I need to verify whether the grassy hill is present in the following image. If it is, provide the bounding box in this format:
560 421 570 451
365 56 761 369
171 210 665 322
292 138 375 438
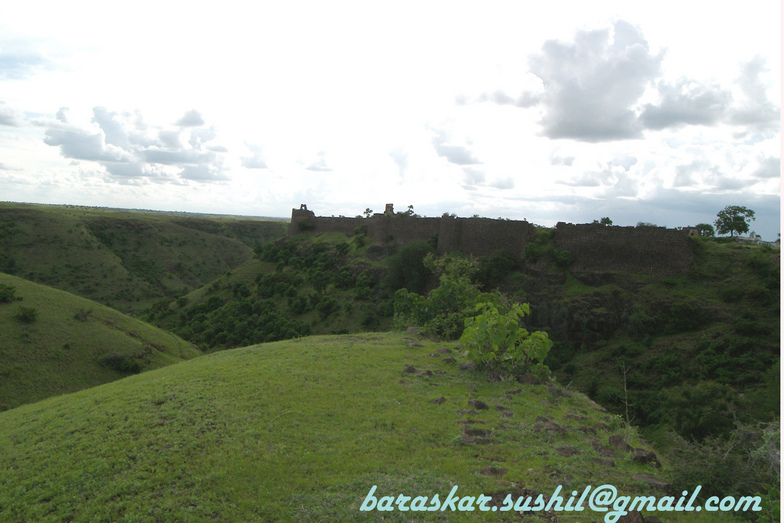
0 202 287 313
0 332 748 522
0 272 201 411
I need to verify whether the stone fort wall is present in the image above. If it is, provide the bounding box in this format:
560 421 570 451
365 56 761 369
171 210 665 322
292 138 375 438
554 222 694 276
290 205 695 275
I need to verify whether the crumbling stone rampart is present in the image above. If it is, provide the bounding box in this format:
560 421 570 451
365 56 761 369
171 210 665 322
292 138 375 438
554 222 694 276
290 205 695 275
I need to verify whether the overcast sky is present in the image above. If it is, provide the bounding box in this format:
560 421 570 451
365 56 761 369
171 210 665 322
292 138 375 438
0 1 780 239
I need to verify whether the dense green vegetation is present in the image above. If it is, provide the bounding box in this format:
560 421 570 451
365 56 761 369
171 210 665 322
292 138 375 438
149 232 398 349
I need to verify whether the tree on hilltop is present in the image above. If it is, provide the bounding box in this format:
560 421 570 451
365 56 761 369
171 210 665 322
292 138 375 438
695 223 715 237
714 206 755 238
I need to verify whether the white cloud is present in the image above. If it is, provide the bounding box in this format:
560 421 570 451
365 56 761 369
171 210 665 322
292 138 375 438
0 102 21 126
305 151 332 172
728 57 780 132
640 80 732 130
41 106 228 184
175 109 205 127
527 20 663 142
0 34 53 80
431 129 481 166
751 156 780 179
241 144 268 169
389 148 408 180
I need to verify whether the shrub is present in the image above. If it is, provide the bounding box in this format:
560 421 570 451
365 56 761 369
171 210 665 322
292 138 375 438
74 308 92 322
665 301 710 333
667 421 779 520
14 306 38 323
553 250 573 269
383 240 435 294
626 310 656 339
335 242 350 257
474 250 516 289
316 295 339 320
352 234 368 248
99 352 142 373
232 283 251 298
655 381 741 440
461 302 553 379
393 254 511 340
0 283 15 303
720 287 745 303
523 229 556 264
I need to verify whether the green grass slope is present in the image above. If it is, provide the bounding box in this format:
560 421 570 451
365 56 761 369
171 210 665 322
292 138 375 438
0 333 746 522
0 202 287 313
0 273 201 411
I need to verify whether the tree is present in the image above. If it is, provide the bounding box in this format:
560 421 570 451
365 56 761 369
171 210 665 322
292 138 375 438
363 208 374 218
695 223 715 237
383 240 435 294
715 206 755 238
593 217 613 226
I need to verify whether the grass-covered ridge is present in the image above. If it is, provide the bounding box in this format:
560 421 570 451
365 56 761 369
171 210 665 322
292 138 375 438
0 273 201 411
0 332 739 522
0 202 287 313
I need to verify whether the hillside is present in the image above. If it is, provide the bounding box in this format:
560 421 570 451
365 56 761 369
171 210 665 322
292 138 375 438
0 272 201 411
147 229 779 455
0 202 288 313
149 231 396 347
0 332 745 522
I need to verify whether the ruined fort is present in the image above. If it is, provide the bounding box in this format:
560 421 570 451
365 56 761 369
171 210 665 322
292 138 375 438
290 204 696 276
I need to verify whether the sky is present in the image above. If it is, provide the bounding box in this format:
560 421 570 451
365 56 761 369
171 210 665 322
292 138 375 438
0 1 780 239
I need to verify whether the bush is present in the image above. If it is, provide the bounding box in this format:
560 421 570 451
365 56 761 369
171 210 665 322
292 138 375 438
316 295 339 320
720 287 745 303
0 283 16 303
667 421 779 520
553 250 573 269
655 381 741 440
393 254 493 339
14 306 38 323
474 251 516 289
99 352 142 373
352 234 368 248
383 240 435 294
74 308 92 322
665 301 710 333
626 310 656 339
461 302 553 379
